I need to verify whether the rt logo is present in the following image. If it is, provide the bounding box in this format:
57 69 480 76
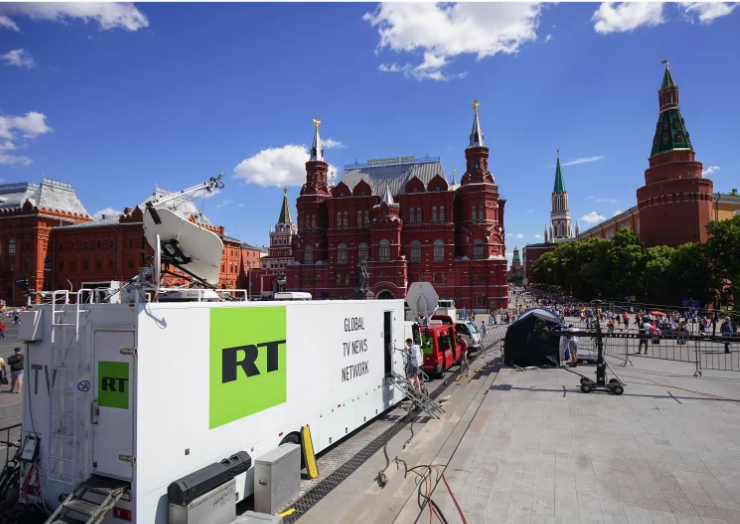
101 376 129 393
221 341 286 383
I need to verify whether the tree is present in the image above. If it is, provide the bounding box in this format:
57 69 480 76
705 215 740 307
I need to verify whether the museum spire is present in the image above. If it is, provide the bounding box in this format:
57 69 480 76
310 117 324 162
469 99 484 148
278 186 293 224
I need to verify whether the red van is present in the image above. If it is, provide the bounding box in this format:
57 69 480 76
420 323 458 377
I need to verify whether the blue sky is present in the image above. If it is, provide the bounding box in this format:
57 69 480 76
1 2 739 264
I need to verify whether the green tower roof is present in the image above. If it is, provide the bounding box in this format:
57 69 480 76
278 188 293 224
650 63 693 158
553 150 566 193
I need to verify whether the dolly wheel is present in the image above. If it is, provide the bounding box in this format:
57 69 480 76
609 378 619 385
612 385 624 396
580 377 588 385
581 383 593 393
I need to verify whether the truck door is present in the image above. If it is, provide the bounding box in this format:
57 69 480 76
383 311 392 375
92 331 135 481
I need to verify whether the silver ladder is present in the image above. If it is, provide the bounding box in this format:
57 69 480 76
45 476 129 524
386 370 445 420
46 290 92 493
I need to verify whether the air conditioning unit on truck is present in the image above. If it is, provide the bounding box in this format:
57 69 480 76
16 176 407 524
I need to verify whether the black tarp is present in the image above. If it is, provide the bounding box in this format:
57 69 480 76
503 308 561 367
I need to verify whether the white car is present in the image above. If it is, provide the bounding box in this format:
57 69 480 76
455 321 482 351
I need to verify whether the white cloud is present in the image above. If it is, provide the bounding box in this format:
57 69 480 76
216 200 232 209
1 48 34 68
587 195 619 203
0 111 53 140
581 211 606 224
238 203 245 208
365 3 544 81
680 2 739 23
0 2 149 32
0 152 31 166
592 3 665 34
92 207 122 220
544 33 553 42
534 234 542 239
0 111 52 167
614 210 623 217
702 165 721 176
233 144 339 188
516 233 525 239
323 138 346 150
506 233 514 238
559 155 605 167
0 15 20 31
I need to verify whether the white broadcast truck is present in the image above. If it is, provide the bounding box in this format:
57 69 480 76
16 176 408 524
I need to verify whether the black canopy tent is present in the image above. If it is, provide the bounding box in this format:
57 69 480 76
504 308 562 367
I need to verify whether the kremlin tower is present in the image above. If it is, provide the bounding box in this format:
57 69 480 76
636 61 714 247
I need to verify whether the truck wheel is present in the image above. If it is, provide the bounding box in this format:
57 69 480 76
280 432 306 470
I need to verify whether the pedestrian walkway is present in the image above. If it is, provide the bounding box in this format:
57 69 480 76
296 332 740 524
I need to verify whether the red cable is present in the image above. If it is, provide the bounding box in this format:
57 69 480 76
430 464 468 524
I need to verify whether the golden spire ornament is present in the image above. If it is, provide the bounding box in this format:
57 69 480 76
313 117 321 129
471 99 480 112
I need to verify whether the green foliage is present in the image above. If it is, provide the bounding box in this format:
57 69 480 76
705 215 740 303
508 273 523 285
530 220 730 305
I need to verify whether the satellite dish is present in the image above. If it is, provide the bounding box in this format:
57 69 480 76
406 282 439 319
143 208 223 286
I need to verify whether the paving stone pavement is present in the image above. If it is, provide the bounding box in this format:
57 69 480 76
297 333 740 524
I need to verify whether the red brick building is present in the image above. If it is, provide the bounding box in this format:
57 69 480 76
53 189 244 292
0 179 91 304
0 180 246 304
285 102 509 311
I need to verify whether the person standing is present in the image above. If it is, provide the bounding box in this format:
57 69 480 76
458 335 469 373
720 317 736 354
396 339 422 396
567 325 579 366
8 347 24 394
480 321 487 339
0 319 5 339
637 316 650 354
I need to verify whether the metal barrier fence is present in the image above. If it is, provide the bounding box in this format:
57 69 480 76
1 422 21 470
561 318 740 375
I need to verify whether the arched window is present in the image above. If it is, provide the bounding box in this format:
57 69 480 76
336 212 342 228
8 240 15 257
364 211 369 225
434 240 444 262
410 241 421 262
432 207 437 224
379 239 390 262
473 240 484 260
479 205 484 221
343 211 349 227
96 260 102 270
337 244 347 264
416 208 422 223
357 210 363 227
439 206 445 223
128 259 134 269
471 206 477 223
304 246 313 264
409 209 415 224
358 243 369 261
